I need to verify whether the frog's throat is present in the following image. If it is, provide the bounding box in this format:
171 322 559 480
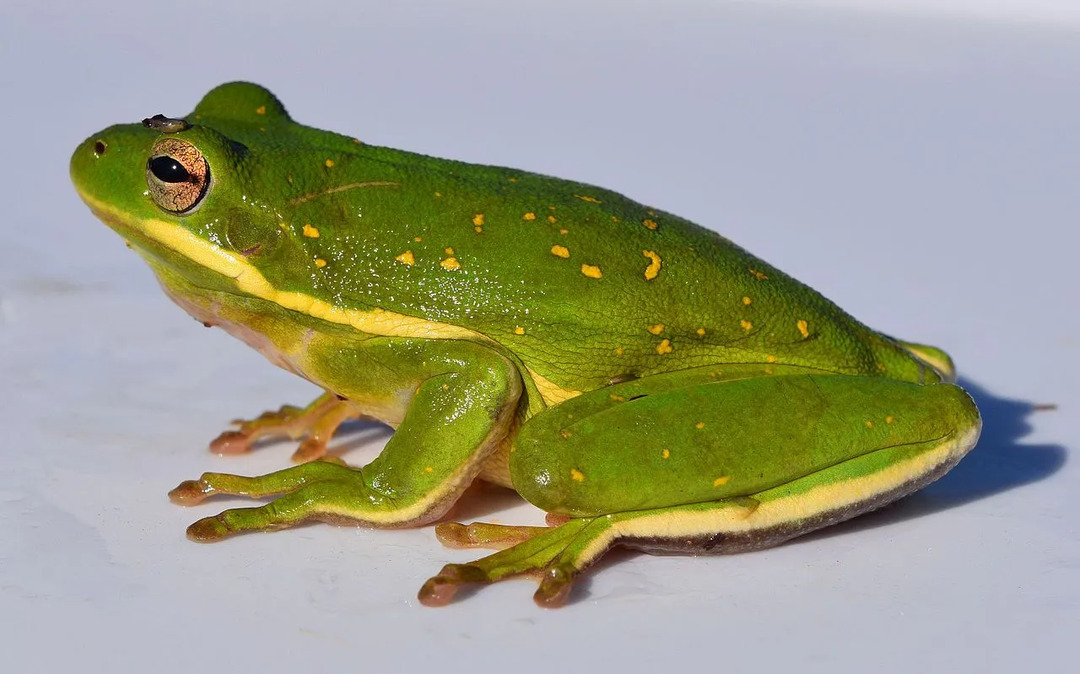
81 192 582 406
81 192 479 341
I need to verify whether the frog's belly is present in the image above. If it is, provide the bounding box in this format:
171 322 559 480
159 281 309 377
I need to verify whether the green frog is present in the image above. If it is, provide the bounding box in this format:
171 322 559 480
70 82 981 606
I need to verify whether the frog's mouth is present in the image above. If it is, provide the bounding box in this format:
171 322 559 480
75 188 247 284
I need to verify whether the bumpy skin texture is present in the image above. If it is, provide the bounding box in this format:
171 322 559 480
70 83 981 607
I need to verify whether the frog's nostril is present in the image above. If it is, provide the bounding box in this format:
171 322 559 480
93 140 107 156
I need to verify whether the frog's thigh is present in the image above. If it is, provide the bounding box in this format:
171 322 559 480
175 337 522 537
512 374 981 518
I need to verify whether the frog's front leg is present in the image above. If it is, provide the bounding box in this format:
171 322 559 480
208 391 367 462
421 371 981 606
169 338 521 536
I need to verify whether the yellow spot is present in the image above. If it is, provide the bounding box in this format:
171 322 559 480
523 212 536 221
314 258 327 268
508 177 519 183
647 323 665 335
886 416 895 424
441 257 461 271
609 394 625 402
434 192 442 198
570 468 586 482
661 449 671 460
611 216 620 222
424 466 434 473
559 429 573 439
514 326 525 335
797 319 809 338
255 105 266 115
550 244 571 258
614 347 625 356
474 226 483 234
548 215 557 223
287 175 294 184
302 224 320 238
576 195 601 203
278 222 289 231
740 319 753 331
395 250 416 266
656 339 673 355
742 296 753 305
324 159 334 168
749 268 769 280
581 264 603 279
444 247 454 255
876 362 887 372
695 421 705 429
765 355 778 363
414 236 423 242
642 218 658 230
642 250 662 280
441 383 449 391
696 328 706 336
713 475 731 487
352 138 362 144
559 228 569 235
865 420 875 429
473 213 485 226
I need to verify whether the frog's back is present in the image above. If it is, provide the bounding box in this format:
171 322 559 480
198 84 925 394
276 148 920 391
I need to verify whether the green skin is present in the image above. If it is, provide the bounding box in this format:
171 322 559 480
70 82 981 607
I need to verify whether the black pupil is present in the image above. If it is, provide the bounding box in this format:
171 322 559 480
149 155 191 183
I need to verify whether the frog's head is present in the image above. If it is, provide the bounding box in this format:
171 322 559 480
70 83 315 299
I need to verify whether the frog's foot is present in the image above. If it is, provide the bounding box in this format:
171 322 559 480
419 518 595 607
209 392 363 462
418 502 767 608
169 459 452 539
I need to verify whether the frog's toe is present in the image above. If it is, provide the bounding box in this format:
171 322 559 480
434 521 551 550
209 429 254 455
534 564 575 608
186 515 232 542
169 461 353 506
291 436 329 463
168 478 215 505
417 563 489 606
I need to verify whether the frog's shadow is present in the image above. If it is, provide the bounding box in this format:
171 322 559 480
794 377 1066 543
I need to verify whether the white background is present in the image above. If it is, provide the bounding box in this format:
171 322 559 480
1 1 1076 672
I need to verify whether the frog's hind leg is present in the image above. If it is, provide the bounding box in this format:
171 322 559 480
421 372 981 607
420 423 979 608
210 391 368 462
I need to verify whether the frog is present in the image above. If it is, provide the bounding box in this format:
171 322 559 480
69 82 981 607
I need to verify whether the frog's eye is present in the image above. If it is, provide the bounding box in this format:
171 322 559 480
146 138 211 214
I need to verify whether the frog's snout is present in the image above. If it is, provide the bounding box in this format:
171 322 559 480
69 134 110 195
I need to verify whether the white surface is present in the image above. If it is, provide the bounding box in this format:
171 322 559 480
2 1 1076 671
